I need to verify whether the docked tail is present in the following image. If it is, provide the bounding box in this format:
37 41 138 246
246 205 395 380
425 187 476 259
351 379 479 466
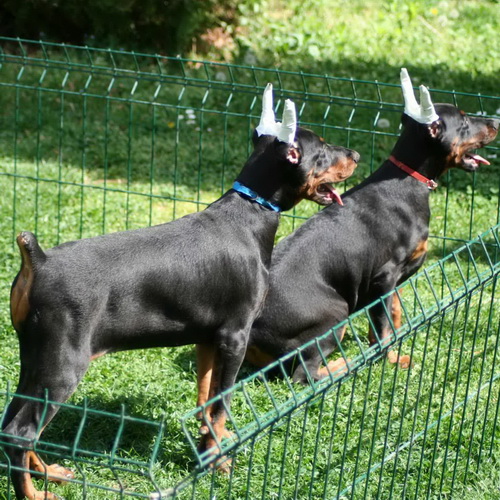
16 231 46 267
10 232 46 331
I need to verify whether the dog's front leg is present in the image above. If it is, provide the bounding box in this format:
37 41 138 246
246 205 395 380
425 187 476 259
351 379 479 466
196 343 215 414
368 293 412 369
198 326 249 470
196 344 233 441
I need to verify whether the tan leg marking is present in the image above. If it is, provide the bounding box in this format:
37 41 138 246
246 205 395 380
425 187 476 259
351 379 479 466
387 350 413 369
90 351 108 362
369 296 412 369
196 344 215 410
389 292 412 368
10 234 35 331
19 452 60 500
392 293 402 330
244 344 276 368
316 326 348 379
19 430 74 499
197 344 221 438
317 357 349 379
197 344 234 466
28 451 74 484
19 452 38 500
410 239 428 262
201 413 233 473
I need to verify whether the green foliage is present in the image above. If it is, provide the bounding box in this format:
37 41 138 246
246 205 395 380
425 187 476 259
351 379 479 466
232 0 500 94
0 0 239 55
1 0 499 95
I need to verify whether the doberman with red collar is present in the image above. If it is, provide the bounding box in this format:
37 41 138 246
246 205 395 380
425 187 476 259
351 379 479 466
246 69 499 384
2 84 359 499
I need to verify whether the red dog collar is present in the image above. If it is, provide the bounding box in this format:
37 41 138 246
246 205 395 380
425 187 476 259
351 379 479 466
389 155 438 190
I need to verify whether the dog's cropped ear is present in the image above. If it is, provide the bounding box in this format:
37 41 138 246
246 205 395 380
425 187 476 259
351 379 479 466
274 139 301 164
428 119 443 139
276 99 297 144
276 99 299 163
400 68 439 124
286 145 301 164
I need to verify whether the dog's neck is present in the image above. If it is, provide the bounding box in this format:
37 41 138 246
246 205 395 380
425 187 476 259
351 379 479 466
235 147 298 212
389 125 446 183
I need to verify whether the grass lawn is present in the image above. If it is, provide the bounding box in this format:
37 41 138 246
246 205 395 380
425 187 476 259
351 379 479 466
0 1 500 496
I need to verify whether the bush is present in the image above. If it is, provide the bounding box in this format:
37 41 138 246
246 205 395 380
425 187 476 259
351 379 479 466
0 0 243 55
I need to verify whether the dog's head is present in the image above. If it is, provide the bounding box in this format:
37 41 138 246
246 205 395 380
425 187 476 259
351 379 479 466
399 68 498 174
276 128 359 206
427 104 498 172
240 84 359 211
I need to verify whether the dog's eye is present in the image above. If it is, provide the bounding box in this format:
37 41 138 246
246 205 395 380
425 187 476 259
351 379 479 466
459 118 470 135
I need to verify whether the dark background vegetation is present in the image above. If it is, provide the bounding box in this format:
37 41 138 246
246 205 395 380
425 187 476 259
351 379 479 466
0 0 498 94
0 0 240 55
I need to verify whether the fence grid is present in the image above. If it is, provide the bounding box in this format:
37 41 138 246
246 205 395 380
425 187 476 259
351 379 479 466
0 38 499 499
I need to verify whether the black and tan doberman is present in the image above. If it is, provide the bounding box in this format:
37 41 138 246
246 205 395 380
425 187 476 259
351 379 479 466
2 84 359 499
247 69 498 383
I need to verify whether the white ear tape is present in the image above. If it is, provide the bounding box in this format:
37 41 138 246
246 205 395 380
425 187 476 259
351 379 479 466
256 84 297 144
276 99 297 144
256 83 279 137
400 68 439 124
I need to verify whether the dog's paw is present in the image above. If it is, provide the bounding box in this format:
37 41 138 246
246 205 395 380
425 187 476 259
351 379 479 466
398 354 413 370
45 463 74 484
387 350 413 369
214 455 232 473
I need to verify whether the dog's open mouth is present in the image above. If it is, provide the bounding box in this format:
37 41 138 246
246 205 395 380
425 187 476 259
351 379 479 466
317 183 343 206
462 152 490 171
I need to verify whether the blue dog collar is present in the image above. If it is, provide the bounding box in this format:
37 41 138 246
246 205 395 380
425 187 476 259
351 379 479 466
232 181 281 212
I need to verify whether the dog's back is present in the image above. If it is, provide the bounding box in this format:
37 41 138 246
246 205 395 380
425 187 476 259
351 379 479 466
249 98 498 383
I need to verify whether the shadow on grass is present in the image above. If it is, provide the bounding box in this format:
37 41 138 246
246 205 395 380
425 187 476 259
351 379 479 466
0 53 498 199
38 392 196 471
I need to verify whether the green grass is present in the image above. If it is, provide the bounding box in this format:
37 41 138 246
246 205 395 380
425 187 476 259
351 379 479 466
1 7 500 496
1 259 496 499
226 0 500 95
1 130 499 499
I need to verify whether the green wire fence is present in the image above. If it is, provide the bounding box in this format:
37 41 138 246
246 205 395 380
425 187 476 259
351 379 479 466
0 38 499 498
181 224 500 500
1 225 499 498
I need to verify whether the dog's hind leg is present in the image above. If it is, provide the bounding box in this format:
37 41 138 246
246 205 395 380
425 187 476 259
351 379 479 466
291 326 348 384
2 323 90 499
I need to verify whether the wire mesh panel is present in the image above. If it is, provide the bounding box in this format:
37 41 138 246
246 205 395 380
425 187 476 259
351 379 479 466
0 225 499 499
0 37 499 248
178 225 500 500
0 392 166 498
0 38 499 499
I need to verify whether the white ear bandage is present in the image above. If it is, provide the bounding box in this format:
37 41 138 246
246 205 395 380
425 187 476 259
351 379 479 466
256 83 297 144
400 68 439 124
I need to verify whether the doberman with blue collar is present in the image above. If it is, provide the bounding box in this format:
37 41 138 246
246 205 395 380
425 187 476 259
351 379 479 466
246 70 499 384
3 84 359 499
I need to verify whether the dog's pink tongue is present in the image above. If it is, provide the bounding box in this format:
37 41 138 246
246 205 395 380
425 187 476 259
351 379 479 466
319 183 344 205
325 185 343 206
470 153 490 165
331 188 344 206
